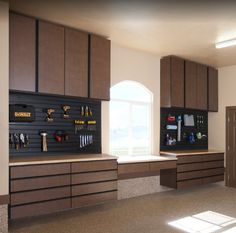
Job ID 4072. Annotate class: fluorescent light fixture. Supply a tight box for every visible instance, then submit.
[215,38,236,49]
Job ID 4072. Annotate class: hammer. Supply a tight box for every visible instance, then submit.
[40,131,48,152]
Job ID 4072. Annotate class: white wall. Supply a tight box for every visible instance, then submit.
[102,43,161,155]
[208,65,236,151]
[0,0,9,195]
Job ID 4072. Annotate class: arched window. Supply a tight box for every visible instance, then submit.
[109,81,153,156]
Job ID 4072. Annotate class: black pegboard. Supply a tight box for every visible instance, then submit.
[160,108,208,151]
[9,91,101,156]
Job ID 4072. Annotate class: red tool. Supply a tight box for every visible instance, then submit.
[167,115,176,122]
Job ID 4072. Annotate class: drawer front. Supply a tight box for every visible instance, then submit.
[202,175,224,184]
[177,170,203,181]
[177,178,202,189]
[72,181,117,196]
[72,170,117,185]
[202,153,224,162]
[11,198,71,219]
[150,161,176,171]
[118,163,149,175]
[203,160,224,170]
[72,191,117,208]
[177,162,203,172]
[10,163,70,179]
[177,155,202,164]
[202,168,224,177]
[11,186,70,206]
[11,174,70,192]
[72,160,117,173]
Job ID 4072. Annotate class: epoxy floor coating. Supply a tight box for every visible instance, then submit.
[9,183,236,233]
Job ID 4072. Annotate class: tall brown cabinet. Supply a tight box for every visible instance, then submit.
[226,107,236,188]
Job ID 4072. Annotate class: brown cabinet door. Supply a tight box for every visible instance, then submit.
[160,56,171,107]
[208,67,218,112]
[196,64,208,110]
[38,21,65,95]
[65,28,88,97]
[89,35,110,100]
[71,160,117,173]
[185,60,197,109]
[9,13,36,92]
[171,56,185,107]
[160,56,184,108]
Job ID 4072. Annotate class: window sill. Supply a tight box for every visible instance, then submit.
[117,155,177,164]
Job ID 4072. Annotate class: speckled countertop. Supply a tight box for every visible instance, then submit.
[9,154,117,166]
[160,149,224,157]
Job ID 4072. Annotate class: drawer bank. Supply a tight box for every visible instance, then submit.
[9,151,224,219]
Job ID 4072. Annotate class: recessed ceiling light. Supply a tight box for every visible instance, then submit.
[215,38,236,49]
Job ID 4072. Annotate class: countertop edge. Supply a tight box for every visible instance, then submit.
[160,150,225,156]
[117,158,177,164]
[9,154,118,166]
[9,154,178,166]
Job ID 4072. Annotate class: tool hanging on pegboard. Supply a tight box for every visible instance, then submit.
[62,105,70,119]
[79,134,94,148]
[45,108,55,122]
[10,133,29,150]
[80,105,93,117]
[74,120,86,134]
[40,131,48,152]
[87,120,97,131]
[54,130,69,142]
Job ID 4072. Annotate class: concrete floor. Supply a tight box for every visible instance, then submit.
[9,183,236,233]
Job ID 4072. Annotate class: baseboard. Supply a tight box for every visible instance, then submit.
[0,195,9,205]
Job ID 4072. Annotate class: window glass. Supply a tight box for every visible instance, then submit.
[109,81,152,156]
[110,81,152,103]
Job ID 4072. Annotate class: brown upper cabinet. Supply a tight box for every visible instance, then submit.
[196,64,208,110]
[9,13,36,92]
[161,55,217,111]
[185,61,208,110]
[185,60,198,109]
[89,35,111,100]
[38,21,65,95]
[10,13,110,101]
[208,67,218,112]
[65,28,89,97]
[160,56,185,108]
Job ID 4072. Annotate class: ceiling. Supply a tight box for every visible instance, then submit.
[8,0,236,67]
